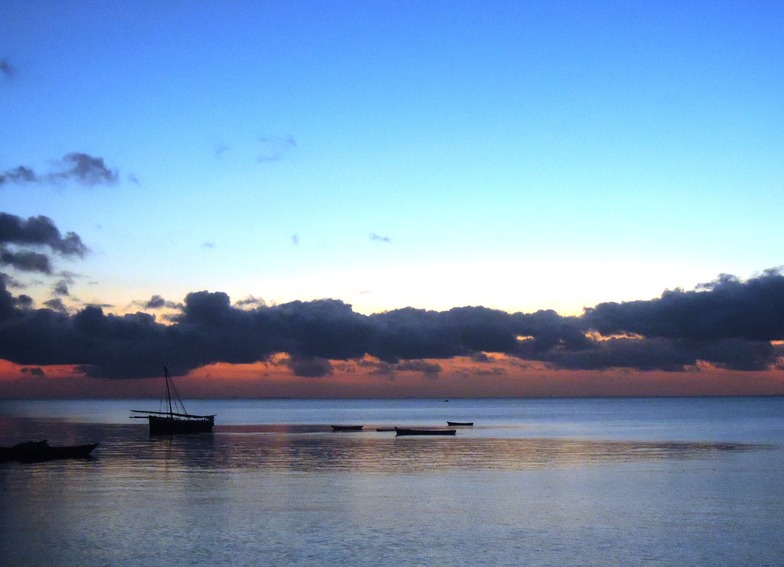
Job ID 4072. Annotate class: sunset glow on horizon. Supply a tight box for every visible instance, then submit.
[1,354,783,400]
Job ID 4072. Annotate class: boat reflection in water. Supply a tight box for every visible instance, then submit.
[131,367,215,435]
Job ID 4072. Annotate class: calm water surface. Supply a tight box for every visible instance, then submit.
[1,397,783,566]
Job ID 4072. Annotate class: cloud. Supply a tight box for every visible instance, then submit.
[52,280,70,297]
[0,272,25,289]
[0,269,783,379]
[370,233,391,243]
[366,358,443,379]
[43,298,69,313]
[0,213,87,257]
[140,294,179,311]
[286,355,333,377]
[0,153,119,187]
[21,367,46,377]
[0,248,52,273]
[584,269,784,342]
[395,359,443,376]
[0,167,35,185]
[234,295,267,308]
[257,135,296,162]
[54,153,119,185]
[0,213,88,275]
[214,143,229,159]
[145,295,167,309]
[0,58,14,78]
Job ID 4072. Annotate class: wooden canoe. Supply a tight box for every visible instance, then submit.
[331,425,364,431]
[395,427,456,436]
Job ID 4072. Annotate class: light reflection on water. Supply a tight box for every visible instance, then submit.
[198,432,764,473]
[1,417,769,474]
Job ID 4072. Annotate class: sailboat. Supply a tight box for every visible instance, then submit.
[131,367,215,435]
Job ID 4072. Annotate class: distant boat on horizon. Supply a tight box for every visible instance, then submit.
[331,425,364,431]
[131,367,215,435]
[395,427,456,436]
[446,421,474,426]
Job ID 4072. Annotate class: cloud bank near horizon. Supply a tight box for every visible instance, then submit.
[1,258,783,379]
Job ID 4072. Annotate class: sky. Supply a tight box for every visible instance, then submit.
[1,0,783,398]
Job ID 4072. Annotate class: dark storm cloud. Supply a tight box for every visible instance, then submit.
[0,153,119,187]
[1,270,784,380]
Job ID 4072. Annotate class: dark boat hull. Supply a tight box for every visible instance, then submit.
[331,425,364,431]
[148,415,214,435]
[1,440,99,463]
[395,427,456,436]
[446,421,474,426]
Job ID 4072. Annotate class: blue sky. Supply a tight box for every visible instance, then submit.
[2,0,783,317]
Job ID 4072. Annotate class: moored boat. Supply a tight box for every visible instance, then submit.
[446,421,474,426]
[395,427,456,436]
[331,425,364,431]
[131,367,215,435]
[1,440,99,463]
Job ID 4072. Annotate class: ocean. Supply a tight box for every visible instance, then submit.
[1,397,783,566]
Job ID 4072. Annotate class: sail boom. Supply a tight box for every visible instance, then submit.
[130,409,215,419]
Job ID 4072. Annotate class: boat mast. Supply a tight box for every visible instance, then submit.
[164,366,174,417]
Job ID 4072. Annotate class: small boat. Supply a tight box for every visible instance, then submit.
[375,427,395,432]
[331,425,364,432]
[131,367,215,435]
[446,421,474,426]
[395,427,456,436]
[0,440,99,463]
